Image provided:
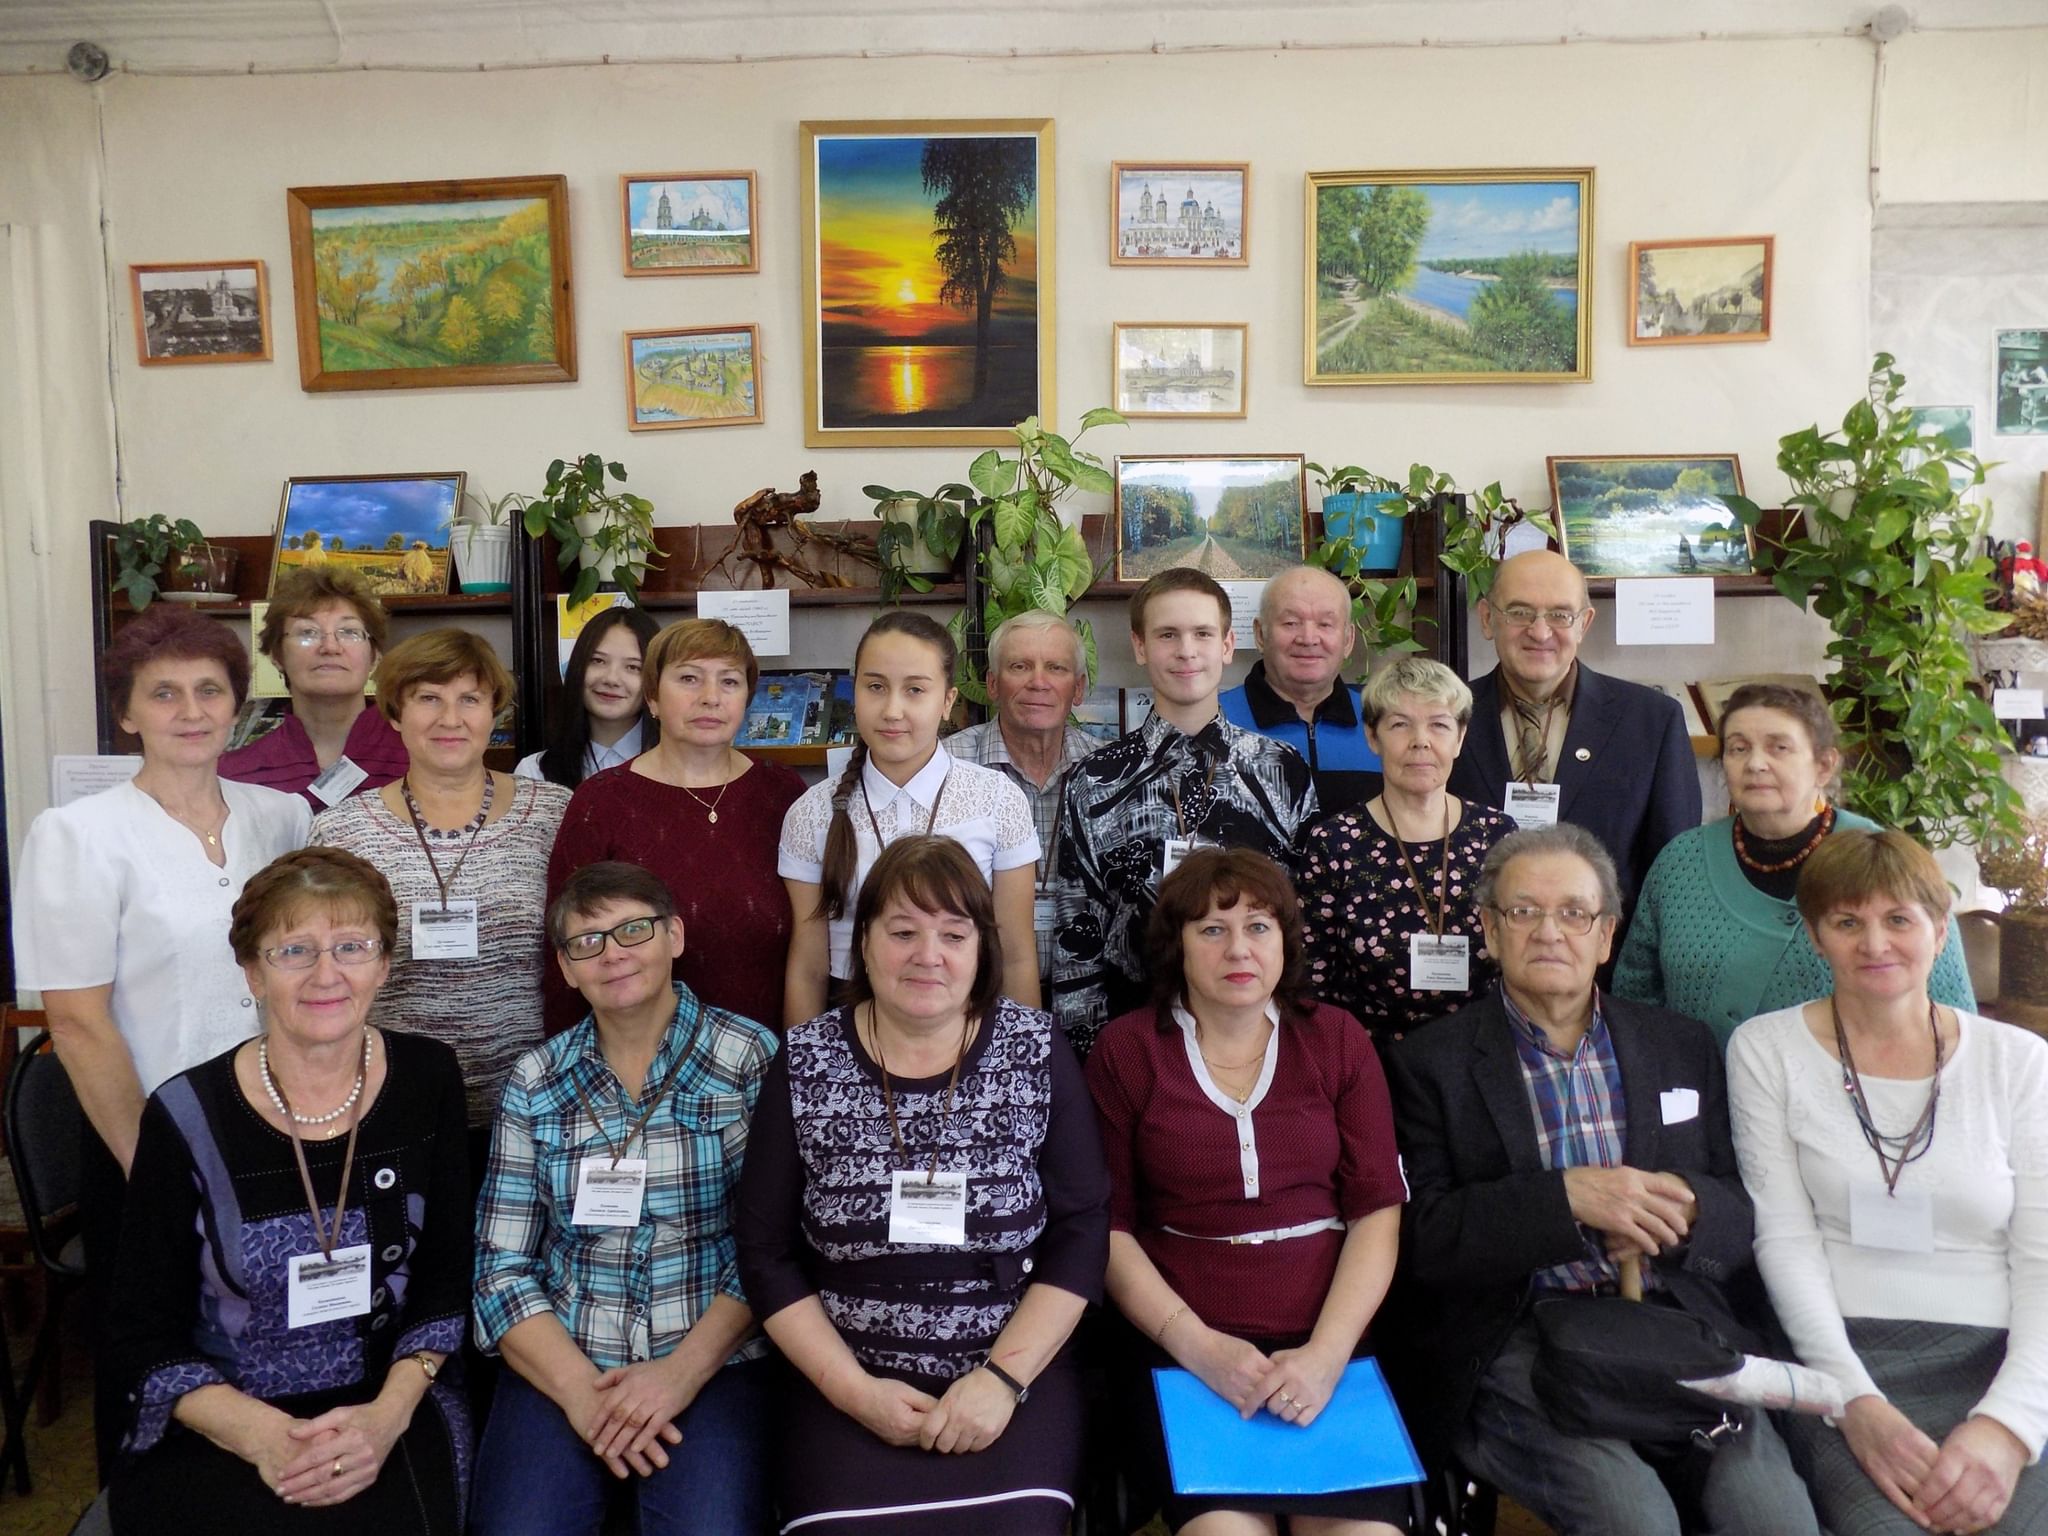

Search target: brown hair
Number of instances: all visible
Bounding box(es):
[1144,848,1313,1015]
[644,617,761,700]
[845,835,1004,1023]
[230,847,398,964]
[1128,568,1231,636]
[1795,827,1952,928]
[373,627,515,722]
[818,612,959,921]
[104,603,252,716]
[547,860,677,947]
[1718,683,1838,762]
[256,567,390,667]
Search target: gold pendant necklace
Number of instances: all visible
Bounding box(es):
[678,752,736,825]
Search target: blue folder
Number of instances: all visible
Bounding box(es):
[1153,1357,1425,1496]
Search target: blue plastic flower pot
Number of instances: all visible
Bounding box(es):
[1321,491,1408,575]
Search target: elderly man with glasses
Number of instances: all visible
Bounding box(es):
[1382,825,1812,1536]
[1447,549,1700,916]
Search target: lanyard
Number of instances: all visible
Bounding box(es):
[866,1004,972,1184]
[399,775,492,909]
[567,1033,694,1169]
[1384,795,1454,937]
[1832,998,1944,1197]
[1038,790,1065,896]
[861,763,951,848]
[1169,753,1221,838]
[277,1030,369,1262]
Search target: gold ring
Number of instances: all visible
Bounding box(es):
[332,1457,343,1478]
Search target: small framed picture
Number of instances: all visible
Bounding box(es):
[270,473,465,597]
[1547,454,1751,578]
[1115,454,1305,582]
[130,260,271,365]
[1112,323,1248,419]
[625,325,762,430]
[1997,330,2048,435]
[620,172,758,276]
[1628,236,1773,345]
[1111,163,1248,266]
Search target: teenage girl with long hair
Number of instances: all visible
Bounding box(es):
[516,605,661,787]
[777,611,1042,1027]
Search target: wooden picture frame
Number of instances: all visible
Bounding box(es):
[1547,453,1752,578]
[269,472,466,597]
[1115,453,1306,582]
[800,118,1054,448]
[284,174,575,392]
[1112,322,1248,419]
[620,171,759,275]
[1110,163,1249,267]
[1628,235,1773,346]
[1304,167,1593,386]
[624,324,763,430]
[131,260,271,365]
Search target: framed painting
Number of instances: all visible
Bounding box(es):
[1628,236,1772,345]
[269,473,465,597]
[1304,168,1593,386]
[1115,454,1305,582]
[1997,329,2048,435]
[1547,454,1751,578]
[1110,163,1248,266]
[284,174,575,391]
[625,324,762,430]
[800,118,1054,448]
[1113,323,1247,418]
[620,172,758,275]
[131,260,270,365]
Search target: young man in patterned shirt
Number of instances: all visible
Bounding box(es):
[1053,569,1317,1056]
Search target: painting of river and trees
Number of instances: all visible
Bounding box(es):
[1548,454,1752,578]
[1306,169,1592,385]
[286,175,575,391]
[1116,455,1306,581]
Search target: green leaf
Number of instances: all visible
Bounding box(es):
[1069,460,1114,496]
[992,496,1034,553]
[1054,523,1093,600]
[1078,406,1126,431]
[968,450,1013,500]
[607,461,626,481]
[1078,618,1099,686]
[569,567,600,607]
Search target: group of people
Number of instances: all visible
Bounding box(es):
[9,548,2044,1536]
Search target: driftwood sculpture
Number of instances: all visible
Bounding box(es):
[714,471,880,590]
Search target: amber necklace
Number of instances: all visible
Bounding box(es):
[1733,805,1835,874]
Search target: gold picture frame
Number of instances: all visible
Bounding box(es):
[1628,235,1773,346]
[1112,322,1248,419]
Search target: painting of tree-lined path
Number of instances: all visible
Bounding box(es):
[1117,457,1305,580]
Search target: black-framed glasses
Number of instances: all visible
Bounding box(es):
[560,917,661,963]
[262,938,386,970]
[1488,903,1604,936]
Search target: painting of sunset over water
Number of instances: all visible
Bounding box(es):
[803,120,1053,446]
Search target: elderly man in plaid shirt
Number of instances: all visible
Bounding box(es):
[470,860,779,1536]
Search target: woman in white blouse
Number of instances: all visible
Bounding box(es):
[778,611,1039,1027]
[12,605,308,1462]
[1728,828,2048,1536]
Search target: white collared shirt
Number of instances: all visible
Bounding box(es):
[778,749,1040,979]
[514,718,647,783]
[1172,997,1283,1198]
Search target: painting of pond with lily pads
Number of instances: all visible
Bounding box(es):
[1548,454,1753,578]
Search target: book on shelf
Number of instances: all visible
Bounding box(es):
[738,671,855,748]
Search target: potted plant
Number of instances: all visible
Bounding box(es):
[109,513,231,609]
[454,489,525,595]
[1975,817,2048,1017]
[864,482,976,603]
[1726,353,2018,850]
[1304,462,1407,576]
[520,454,662,607]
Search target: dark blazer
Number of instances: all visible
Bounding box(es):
[1447,663,1701,908]
[1381,989,1759,1457]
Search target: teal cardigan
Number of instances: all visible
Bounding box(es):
[1612,811,1978,1048]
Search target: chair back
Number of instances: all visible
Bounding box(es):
[4,1027,86,1280]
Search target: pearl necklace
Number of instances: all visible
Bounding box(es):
[260,1031,373,1127]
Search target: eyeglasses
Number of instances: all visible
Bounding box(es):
[560,916,661,963]
[1489,904,1604,936]
[287,626,371,648]
[1494,604,1585,632]
[262,938,386,970]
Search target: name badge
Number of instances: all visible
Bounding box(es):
[1849,1182,1936,1253]
[1659,1087,1701,1125]
[1161,837,1220,879]
[1503,782,1562,829]
[889,1169,969,1246]
[1033,894,1058,933]
[571,1156,648,1227]
[411,898,479,960]
[307,754,370,807]
[287,1243,373,1329]
[1409,933,1471,991]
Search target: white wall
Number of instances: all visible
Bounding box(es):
[1879,29,2048,206]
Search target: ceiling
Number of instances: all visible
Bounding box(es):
[0,0,2039,76]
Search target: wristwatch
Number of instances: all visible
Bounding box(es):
[981,1359,1029,1405]
[409,1351,440,1382]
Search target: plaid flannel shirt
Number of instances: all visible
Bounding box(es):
[473,984,779,1369]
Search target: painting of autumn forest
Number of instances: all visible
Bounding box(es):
[307,196,559,373]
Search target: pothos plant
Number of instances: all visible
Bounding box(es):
[1302,463,1420,662]
[1725,353,2017,850]
[868,408,1126,704]
[520,455,661,607]
[109,513,210,609]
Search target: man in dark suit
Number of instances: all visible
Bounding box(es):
[1384,824,1814,1536]
[1447,550,1700,912]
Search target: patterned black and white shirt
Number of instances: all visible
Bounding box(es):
[1053,710,1318,1055]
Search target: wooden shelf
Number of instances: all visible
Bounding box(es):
[114,590,512,618]
[740,744,836,767]
[1586,574,1784,600]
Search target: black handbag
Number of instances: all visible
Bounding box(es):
[1532,1295,1749,1448]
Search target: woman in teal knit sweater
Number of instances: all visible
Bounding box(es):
[1614,682,1975,1045]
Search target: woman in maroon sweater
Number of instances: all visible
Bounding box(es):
[1086,849,1409,1536]
[545,619,803,1033]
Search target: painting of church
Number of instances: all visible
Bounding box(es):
[1112,163,1248,265]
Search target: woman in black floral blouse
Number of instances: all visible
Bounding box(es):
[1298,657,1517,1041]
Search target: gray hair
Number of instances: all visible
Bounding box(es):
[1473,824,1622,918]
[985,608,1085,677]
[1359,656,1474,728]
[1257,564,1351,629]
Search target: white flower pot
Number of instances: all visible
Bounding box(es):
[452,524,513,593]
[877,497,953,575]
